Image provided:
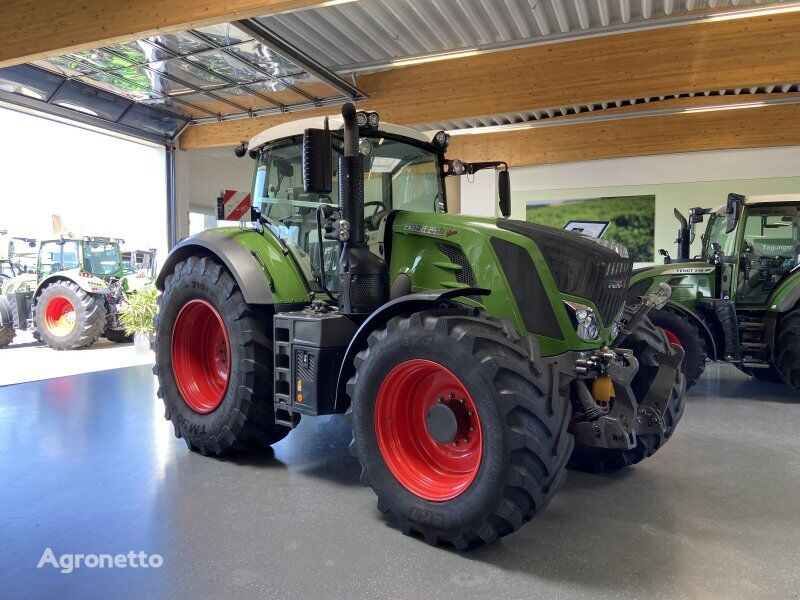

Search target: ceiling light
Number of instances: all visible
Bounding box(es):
[706,2,800,21]
[389,49,480,68]
[682,101,767,114]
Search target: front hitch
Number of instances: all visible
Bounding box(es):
[612,282,671,348]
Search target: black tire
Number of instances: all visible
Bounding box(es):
[32,281,107,350]
[153,255,290,455]
[346,309,573,549]
[6,293,20,329]
[0,295,14,349]
[569,316,687,473]
[775,309,800,391]
[648,307,707,390]
[105,328,133,343]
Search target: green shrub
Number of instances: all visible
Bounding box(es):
[118,285,158,336]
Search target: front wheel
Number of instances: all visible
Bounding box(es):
[153,255,290,455]
[648,307,707,390]
[346,310,573,549]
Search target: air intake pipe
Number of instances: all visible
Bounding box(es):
[674,208,690,261]
[337,103,388,315]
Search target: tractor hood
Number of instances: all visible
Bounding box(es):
[628,261,717,308]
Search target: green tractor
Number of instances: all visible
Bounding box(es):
[629,193,800,390]
[2,236,140,349]
[153,104,685,548]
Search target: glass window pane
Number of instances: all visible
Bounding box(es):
[69,48,136,71]
[226,41,303,77]
[105,40,172,64]
[147,32,212,55]
[146,58,228,90]
[243,80,313,106]
[212,86,280,111]
[185,50,266,84]
[193,23,251,47]
[78,72,163,101]
[0,64,63,101]
[119,104,186,137]
[50,79,132,121]
[142,96,213,119]
[46,54,102,75]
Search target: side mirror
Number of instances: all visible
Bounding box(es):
[725,193,745,234]
[302,127,332,194]
[498,169,511,218]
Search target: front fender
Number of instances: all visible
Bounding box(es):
[767,268,800,313]
[663,300,720,361]
[334,287,490,412]
[156,228,310,306]
[34,271,108,299]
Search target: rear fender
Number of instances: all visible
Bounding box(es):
[767,269,800,313]
[334,287,490,412]
[156,228,310,306]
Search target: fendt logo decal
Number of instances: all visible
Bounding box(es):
[662,266,716,275]
[403,224,457,237]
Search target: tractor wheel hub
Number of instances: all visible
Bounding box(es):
[426,399,470,444]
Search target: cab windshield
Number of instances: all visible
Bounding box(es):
[703,208,739,259]
[251,133,445,287]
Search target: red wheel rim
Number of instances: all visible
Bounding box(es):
[662,327,683,348]
[374,359,483,502]
[170,299,230,414]
[44,296,76,337]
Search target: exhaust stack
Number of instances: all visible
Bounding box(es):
[337,103,388,315]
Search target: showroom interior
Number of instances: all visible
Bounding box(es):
[1,0,799,597]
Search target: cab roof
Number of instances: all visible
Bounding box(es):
[744,194,800,204]
[248,114,436,151]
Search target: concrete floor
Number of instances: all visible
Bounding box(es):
[0,330,153,386]
[1,363,799,599]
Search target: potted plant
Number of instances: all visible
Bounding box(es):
[117,285,158,354]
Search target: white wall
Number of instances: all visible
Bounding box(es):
[459,146,800,257]
[0,105,167,258]
[175,147,253,240]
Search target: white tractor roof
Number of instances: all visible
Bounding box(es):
[248,114,436,151]
[745,194,800,204]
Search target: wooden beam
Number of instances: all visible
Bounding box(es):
[0,0,329,68]
[446,103,800,167]
[178,12,800,149]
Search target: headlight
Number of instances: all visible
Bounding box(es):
[356,111,368,127]
[358,137,373,156]
[564,300,600,340]
[367,111,380,128]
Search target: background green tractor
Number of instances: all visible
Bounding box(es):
[3,236,143,349]
[629,193,800,390]
[0,232,37,348]
[153,104,685,548]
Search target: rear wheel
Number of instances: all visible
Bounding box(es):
[346,309,573,548]
[648,307,707,390]
[153,255,290,455]
[570,316,686,473]
[33,281,107,350]
[774,309,800,392]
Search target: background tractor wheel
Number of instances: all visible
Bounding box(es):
[105,328,133,344]
[774,308,800,391]
[648,307,707,390]
[6,294,20,329]
[153,255,290,455]
[32,281,107,350]
[346,309,573,549]
[570,316,686,473]
[0,296,15,349]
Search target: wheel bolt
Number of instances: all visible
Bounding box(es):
[469,426,475,431]
[460,398,465,403]
[437,397,443,403]
[449,392,456,399]
[467,411,473,417]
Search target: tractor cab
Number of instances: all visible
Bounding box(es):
[247,115,461,294]
[37,237,124,283]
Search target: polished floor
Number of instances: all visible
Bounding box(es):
[2,363,799,599]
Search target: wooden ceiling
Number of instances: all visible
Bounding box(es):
[3,1,798,165]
